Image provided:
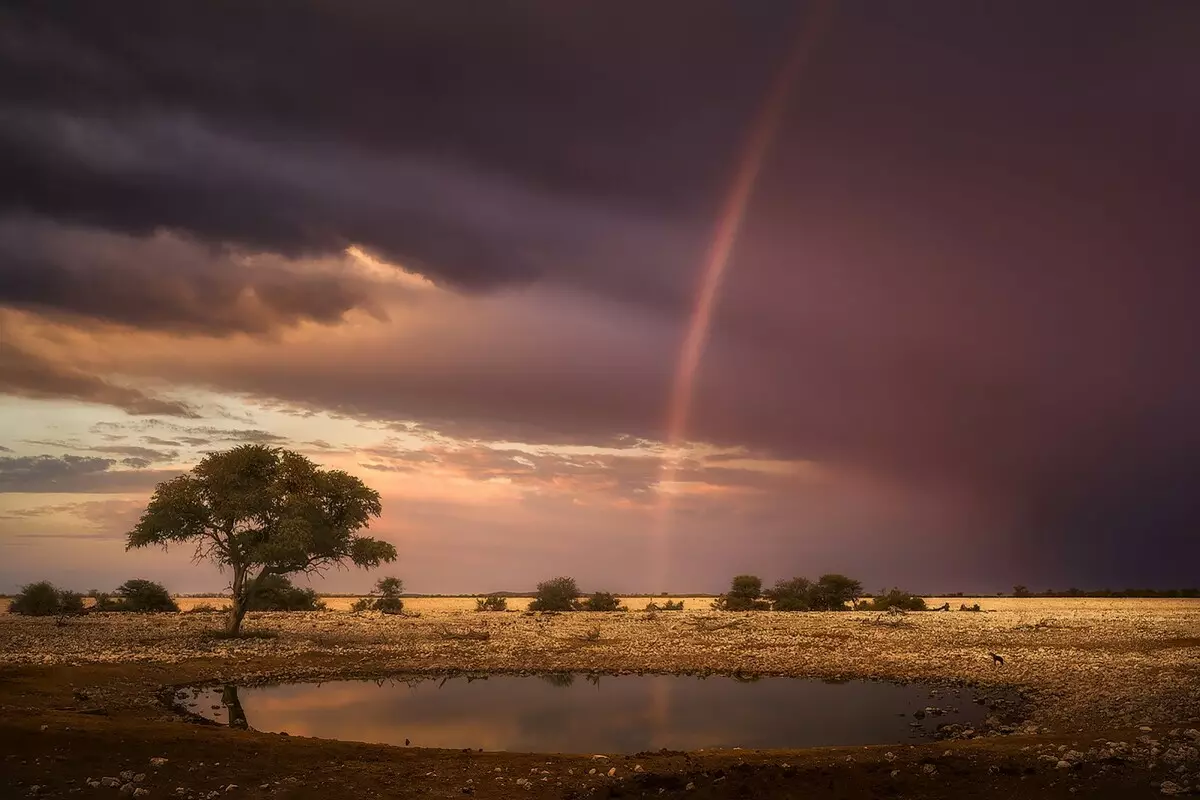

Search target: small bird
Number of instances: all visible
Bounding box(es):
[988,651,1005,666]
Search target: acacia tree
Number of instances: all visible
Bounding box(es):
[127,445,396,634]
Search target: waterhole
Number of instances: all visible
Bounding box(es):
[184,674,997,754]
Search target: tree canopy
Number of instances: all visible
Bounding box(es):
[127,444,395,633]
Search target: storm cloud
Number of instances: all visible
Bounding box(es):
[1,1,1199,586]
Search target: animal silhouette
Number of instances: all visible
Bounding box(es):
[988,651,1005,666]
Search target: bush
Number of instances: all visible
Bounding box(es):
[475,595,508,612]
[248,575,326,611]
[529,576,580,612]
[714,575,770,611]
[88,589,123,612]
[765,577,813,611]
[860,588,927,612]
[113,579,180,612]
[9,581,83,616]
[807,573,863,611]
[578,591,624,612]
[58,590,85,615]
[185,602,223,614]
[352,576,404,614]
[645,599,685,612]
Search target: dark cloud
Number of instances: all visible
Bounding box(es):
[23,439,178,463]
[2,1,1199,585]
[90,419,285,446]
[0,453,178,494]
[0,454,113,492]
[0,217,387,335]
[142,436,183,447]
[0,338,197,416]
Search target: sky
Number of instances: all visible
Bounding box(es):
[1,1,1198,595]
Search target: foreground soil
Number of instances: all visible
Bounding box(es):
[2,600,1199,798]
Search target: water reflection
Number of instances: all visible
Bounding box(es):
[221,685,248,730]
[192,674,991,754]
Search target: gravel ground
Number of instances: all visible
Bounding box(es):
[2,599,1197,731]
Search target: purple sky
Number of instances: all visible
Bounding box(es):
[1,1,1198,594]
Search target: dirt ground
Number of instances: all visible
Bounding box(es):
[2,599,1198,798]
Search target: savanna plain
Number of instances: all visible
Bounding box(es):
[2,595,1199,799]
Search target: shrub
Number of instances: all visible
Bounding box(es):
[578,591,624,612]
[645,599,685,612]
[475,595,508,612]
[529,576,580,612]
[9,581,83,616]
[807,573,863,611]
[860,588,927,612]
[765,577,813,611]
[185,602,222,614]
[88,589,123,612]
[58,590,85,615]
[352,576,404,614]
[113,579,180,612]
[714,574,770,611]
[248,575,326,611]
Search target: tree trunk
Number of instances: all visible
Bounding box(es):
[226,594,248,635]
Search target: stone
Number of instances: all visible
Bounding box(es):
[1056,760,1072,770]
[606,767,616,777]
[1160,781,1183,795]
[101,778,120,788]
[150,758,169,767]
[120,784,136,796]
[135,773,147,783]
[121,771,135,781]
[133,790,151,799]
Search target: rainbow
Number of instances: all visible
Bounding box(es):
[652,2,836,585]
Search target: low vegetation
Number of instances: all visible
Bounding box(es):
[90,579,180,612]
[475,594,508,612]
[644,599,684,611]
[528,576,581,612]
[578,591,625,611]
[248,575,326,611]
[715,573,864,611]
[713,575,772,611]
[8,581,84,616]
[857,588,927,612]
[351,577,404,614]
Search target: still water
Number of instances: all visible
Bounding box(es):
[185,674,991,754]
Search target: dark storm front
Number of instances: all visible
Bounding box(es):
[186,675,992,753]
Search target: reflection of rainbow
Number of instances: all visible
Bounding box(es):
[653,2,837,586]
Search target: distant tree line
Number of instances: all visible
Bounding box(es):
[1010,585,1199,598]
